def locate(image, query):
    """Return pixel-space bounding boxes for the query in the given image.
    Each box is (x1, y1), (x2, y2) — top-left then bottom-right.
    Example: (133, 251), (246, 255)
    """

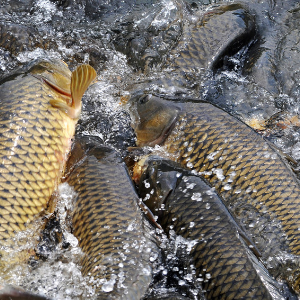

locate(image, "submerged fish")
(0, 23), (55, 58)
(0, 59), (96, 251)
(65, 136), (159, 300)
(134, 156), (284, 300)
(0, 284), (52, 300)
(127, 93), (300, 289)
(167, 3), (255, 76)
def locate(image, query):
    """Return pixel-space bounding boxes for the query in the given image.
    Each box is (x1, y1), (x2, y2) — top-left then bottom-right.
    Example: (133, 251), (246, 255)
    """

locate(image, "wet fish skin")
(136, 156), (281, 300)
(0, 59), (96, 247)
(167, 4), (256, 75)
(0, 284), (52, 300)
(66, 136), (159, 300)
(143, 292), (192, 300)
(127, 94), (300, 257)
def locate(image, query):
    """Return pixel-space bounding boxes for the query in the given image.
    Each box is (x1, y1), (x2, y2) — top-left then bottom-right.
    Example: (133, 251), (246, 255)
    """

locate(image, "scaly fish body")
(136, 157), (282, 300)
(65, 136), (159, 300)
(128, 94), (300, 257)
(0, 59), (96, 247)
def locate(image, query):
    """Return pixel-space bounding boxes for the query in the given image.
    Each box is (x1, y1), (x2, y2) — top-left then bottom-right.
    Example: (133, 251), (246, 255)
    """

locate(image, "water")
(0, 183), (96, 300)
(1, 0), (300, 299)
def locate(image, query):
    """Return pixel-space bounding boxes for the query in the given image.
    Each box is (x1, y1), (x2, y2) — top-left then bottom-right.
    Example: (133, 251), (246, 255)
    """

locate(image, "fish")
(0, 284), (52, 300)
(0, 59), (96, 256)
(123, 3), (256, 97)
(65, 135), (159, 300)
(134, 156), (286, 300)
(166, 3), (255, 76)
(0, 23), (55, 58)
(127, 93), (300, 291)
(143, 291), (192, 300)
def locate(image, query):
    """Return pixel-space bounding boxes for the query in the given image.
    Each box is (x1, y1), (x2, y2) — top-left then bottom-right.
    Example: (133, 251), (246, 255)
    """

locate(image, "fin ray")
(71, 64), (97, 119)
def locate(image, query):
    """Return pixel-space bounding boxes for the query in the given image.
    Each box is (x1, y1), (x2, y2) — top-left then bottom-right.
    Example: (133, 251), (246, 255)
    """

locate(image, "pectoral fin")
(71, 64), (97, 119)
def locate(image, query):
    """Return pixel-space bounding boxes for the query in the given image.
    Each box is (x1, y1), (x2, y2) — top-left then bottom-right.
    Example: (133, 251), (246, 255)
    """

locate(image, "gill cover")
(49, 64), (97, 119)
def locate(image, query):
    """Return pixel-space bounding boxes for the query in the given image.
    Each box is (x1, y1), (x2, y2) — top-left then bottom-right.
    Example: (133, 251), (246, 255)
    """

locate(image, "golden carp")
(127, 93), (300, 258)
(0, 59), (96, 250)
(65, 136), (159, 300)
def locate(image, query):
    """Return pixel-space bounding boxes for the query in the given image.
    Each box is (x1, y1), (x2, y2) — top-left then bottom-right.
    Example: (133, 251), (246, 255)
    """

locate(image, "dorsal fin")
(71, 64), (97, 118)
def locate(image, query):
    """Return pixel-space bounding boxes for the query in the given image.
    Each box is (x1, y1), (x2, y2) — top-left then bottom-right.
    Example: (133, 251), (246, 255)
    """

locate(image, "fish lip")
(32, 74), (72, 98)
(146, 114), (178, 147)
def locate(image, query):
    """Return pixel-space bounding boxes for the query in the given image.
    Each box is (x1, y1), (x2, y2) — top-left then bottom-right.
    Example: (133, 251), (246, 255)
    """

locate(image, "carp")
(127, 92), (300, 293)
(134, 156), (285, 300)
(65, 136), (159, 300)
(0, 59), (96, 253)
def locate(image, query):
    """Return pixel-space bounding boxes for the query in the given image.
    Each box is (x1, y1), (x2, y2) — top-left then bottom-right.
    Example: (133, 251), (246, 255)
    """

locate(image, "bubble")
(191, 192), (202, 202)
(213, 168), (225, 181)
(224, 184), (231, 190)
(207, 150), (219, 161)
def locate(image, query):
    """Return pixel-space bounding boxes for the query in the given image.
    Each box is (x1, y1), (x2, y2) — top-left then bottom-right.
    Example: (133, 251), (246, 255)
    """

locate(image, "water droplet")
(191, 192), (202, 202)
(178, 279), (185, 286)
(101, 275), (117, 292)
(224, 184), (231, 190)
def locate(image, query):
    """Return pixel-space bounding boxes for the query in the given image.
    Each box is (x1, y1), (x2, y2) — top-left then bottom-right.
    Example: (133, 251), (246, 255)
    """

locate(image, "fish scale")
(168, 4), (253, 75)
(0, 60), (96, 252)
(0, 75), (72, 244)
(158, 103), (300, 255)
(66, 139), (158, 299)
(137, 158), (279, 299)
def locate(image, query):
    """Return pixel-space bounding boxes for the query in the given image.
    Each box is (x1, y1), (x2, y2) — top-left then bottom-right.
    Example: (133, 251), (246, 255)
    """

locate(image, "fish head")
(27, 58), (96, 120)
(28, 58), (72, 96)
(127, 91), (180, 147)
(135, 155), (183, 213)
(64, 135), (122, 180)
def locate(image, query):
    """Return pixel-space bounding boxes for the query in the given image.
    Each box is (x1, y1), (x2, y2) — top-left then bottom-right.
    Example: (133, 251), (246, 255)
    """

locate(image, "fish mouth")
(147, 114), (177, 147)
(32, 74), (72, 98)
(43, 77), (71, 97)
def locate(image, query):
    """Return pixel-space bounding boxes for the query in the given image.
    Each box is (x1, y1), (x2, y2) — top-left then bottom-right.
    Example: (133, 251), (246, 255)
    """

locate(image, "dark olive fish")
(0, 23), (55, 57)
(124, 3), (256, 94)
(134, 156), (284, 300)
(167, 3), (255, 76)
(127, 93), (300, 257)
(0, 285), (52, 300)
(0, 59), (96, 256)
(65, 136), (159, 300)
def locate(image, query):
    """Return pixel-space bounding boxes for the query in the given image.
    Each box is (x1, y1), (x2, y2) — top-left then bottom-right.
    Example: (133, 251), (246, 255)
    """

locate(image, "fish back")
(164, 102), (300, 255)
(66, 137), (159, 299)
(138, 158), (281, 300)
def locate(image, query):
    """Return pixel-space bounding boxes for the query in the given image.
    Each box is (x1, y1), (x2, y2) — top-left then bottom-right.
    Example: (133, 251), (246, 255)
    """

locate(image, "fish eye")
(138, 95), (149, 104)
